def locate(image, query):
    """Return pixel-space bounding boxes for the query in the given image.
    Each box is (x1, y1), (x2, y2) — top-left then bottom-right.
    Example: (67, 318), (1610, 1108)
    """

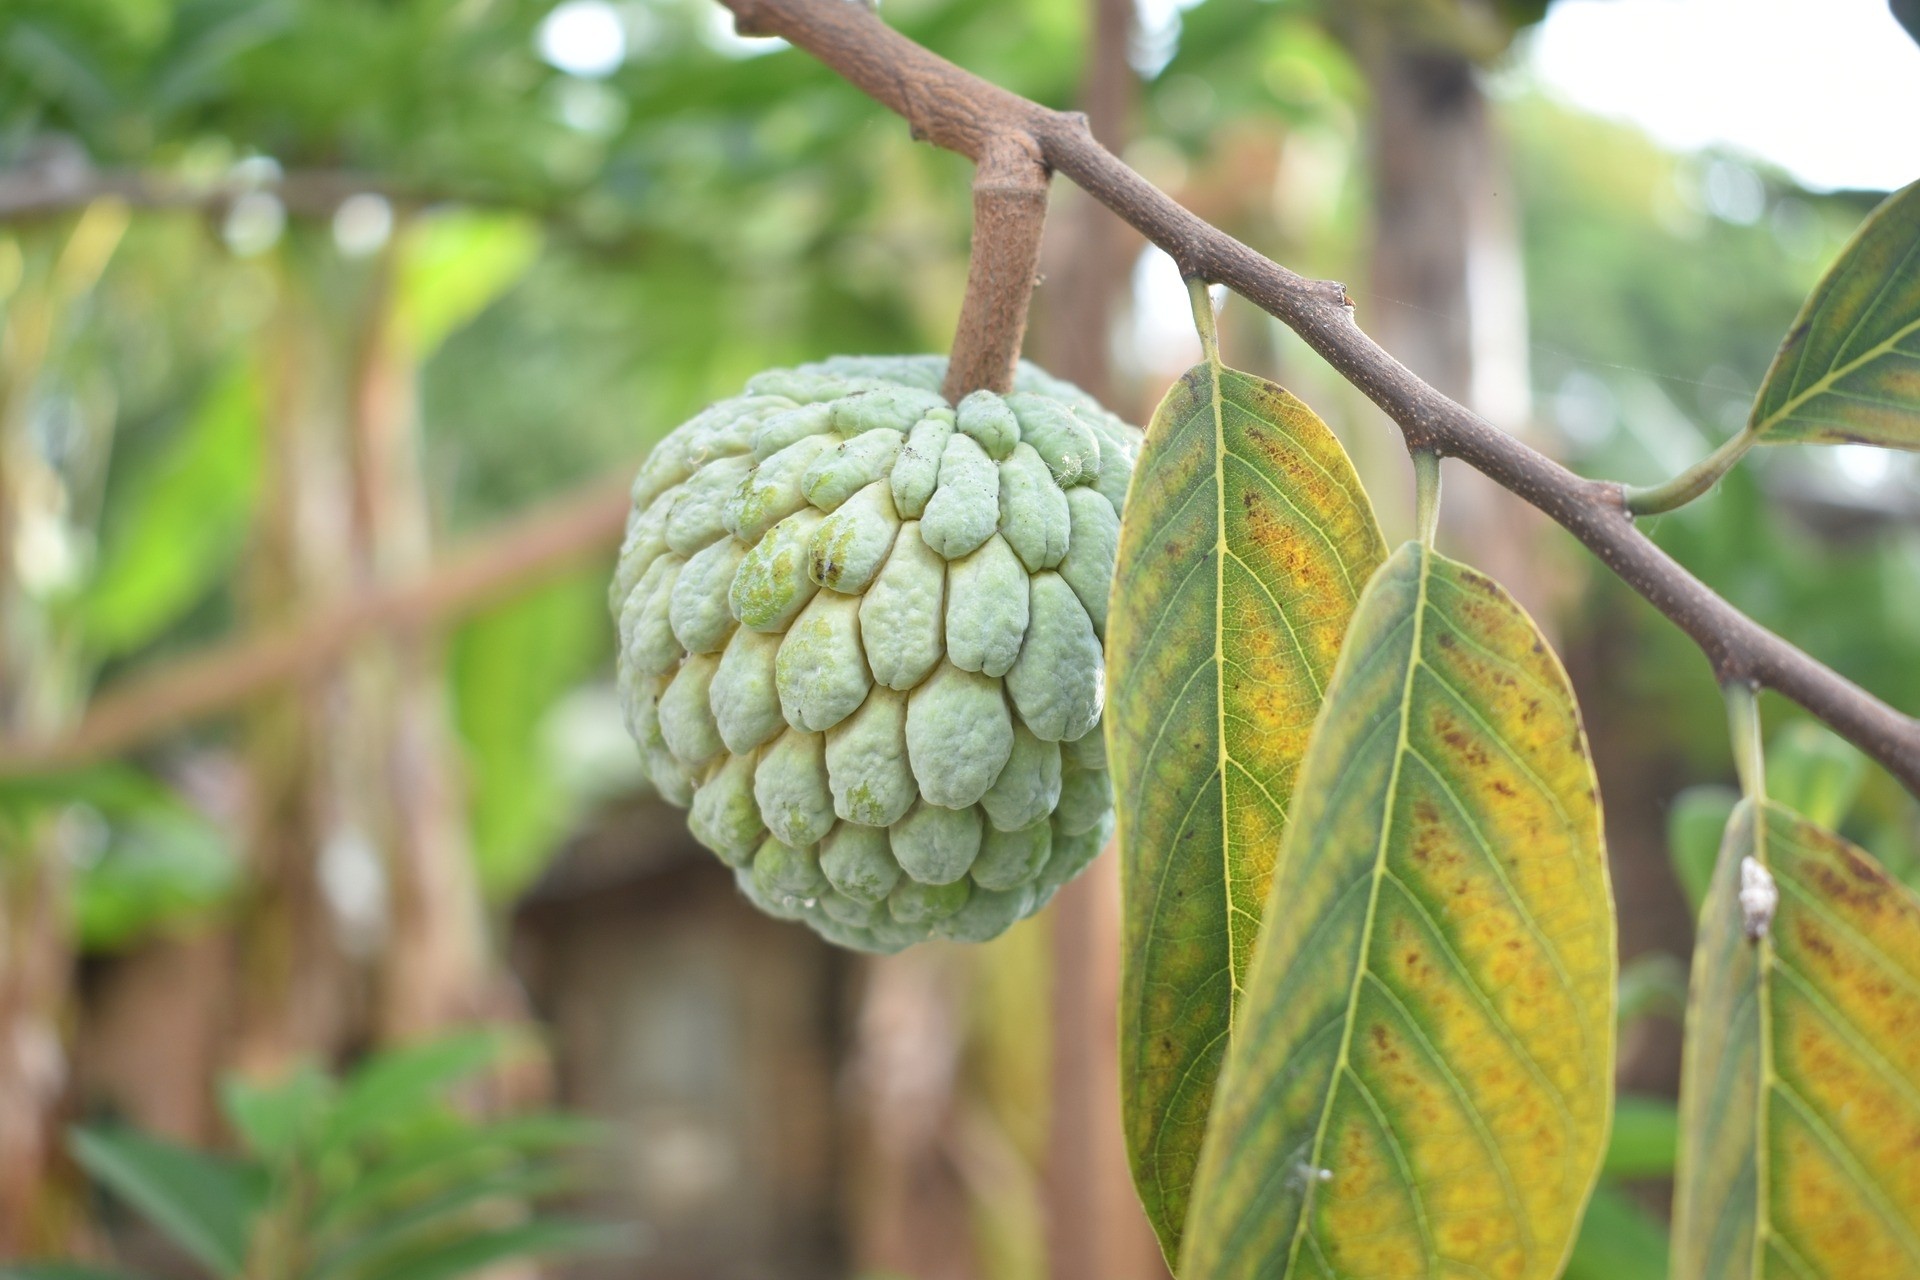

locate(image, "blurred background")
(0, 0), (1916, 1276)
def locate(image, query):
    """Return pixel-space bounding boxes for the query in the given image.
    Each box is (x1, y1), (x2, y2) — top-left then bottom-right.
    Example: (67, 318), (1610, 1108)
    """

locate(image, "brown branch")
(0, 474), (634, 774)
(943, 135), (1050, 400)
(718, 0), (1920, 796)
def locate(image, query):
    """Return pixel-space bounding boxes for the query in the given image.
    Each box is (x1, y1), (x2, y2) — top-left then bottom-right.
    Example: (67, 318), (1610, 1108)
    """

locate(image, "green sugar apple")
(612, 355), (1137, 952)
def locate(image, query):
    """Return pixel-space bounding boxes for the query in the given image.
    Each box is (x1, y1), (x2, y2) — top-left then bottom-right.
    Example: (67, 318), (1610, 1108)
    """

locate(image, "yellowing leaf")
(1673, 799), (1920, 1280)
(1108, 363), (1387, 1261)
(1750, 180), (1920, 449)
(1181, 543), (1615, 1280)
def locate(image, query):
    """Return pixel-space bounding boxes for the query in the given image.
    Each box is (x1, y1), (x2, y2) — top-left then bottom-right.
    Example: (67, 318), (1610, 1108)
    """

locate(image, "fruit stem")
(942, 135), (1050, 402)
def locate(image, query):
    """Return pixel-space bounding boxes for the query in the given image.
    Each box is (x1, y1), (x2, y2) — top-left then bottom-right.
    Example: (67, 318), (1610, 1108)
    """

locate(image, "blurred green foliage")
(2, 1030), (618, 1279)
(82, 362), (259, 661)
(0, 765), (236, 949)
(0, 0), (1140, 934)
(1, 0), (1910, 948)
(449, 568), (610, 899)
(0, 0), (1911, 1274)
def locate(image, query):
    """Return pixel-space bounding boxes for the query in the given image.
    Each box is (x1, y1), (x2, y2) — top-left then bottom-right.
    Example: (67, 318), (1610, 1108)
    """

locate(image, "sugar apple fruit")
(612, 355), (1137, 952)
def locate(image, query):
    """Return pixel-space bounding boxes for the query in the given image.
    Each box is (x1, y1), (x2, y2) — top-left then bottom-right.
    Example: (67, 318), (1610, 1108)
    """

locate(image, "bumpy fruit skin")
(613, 355), (1135, 952)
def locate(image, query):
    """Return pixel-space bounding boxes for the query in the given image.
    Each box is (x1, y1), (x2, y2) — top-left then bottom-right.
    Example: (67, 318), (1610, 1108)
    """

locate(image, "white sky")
(1525, 0), (1920, 192)
(538, 0), (627, 78)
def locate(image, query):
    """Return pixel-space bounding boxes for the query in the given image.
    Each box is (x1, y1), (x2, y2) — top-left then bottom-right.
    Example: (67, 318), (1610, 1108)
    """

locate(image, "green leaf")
(1673, 799), (1920, 1278)
(148, 0), (295, 114)
(310, 1166), (580, 1280)
(1107, 362), (1388, 1260)
(68, 1126), (264, 1278)
(220, 1062), (333, 1163)
(1765, 721), (1867, 829)
(1749, 180), (1920, 449)
(359, 1221), (630, 1280)
(82, 362), (260, 660)
(3, 22), (120, 121)
(1561, 1183), (1669, 1280)
(312, 1114), (603, 1235)
(319, 1032), (508, 1154)
(1179, 543), (1615, 1280)
(1605, 1095), (1679, 1179)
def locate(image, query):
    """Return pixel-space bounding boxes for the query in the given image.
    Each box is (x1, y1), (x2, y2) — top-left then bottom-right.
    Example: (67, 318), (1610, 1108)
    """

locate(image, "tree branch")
(943, 135), (1050, 400)
(716, 0), (1920, 797)
(0, 475), (633, 774)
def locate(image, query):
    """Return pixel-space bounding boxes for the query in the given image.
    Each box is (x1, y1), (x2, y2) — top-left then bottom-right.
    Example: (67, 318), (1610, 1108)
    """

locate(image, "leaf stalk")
(1624, 427), (1758, 516)
(1186, 277), (1221, 368)
(1413, 449), (1441, 548)
(1725, 680), (1767, 802)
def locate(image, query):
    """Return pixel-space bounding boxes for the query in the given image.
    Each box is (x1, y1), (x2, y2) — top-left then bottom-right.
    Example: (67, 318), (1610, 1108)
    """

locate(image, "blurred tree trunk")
(0, 210), (124, 1251)
(0, 852), (71, 1250)
(343, 230), (491, 1042)
(1033, 2), (1169, 1279)
(845, 949), (979, 1280)
(231, 244), (365, 1074)
(1354, 18), (1566, 621)
(231, 229), (497, 1075)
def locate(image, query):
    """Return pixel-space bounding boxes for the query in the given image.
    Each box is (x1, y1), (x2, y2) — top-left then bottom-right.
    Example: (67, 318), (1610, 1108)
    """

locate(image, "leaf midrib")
(1281, 546), (1436, 1278)
(1755, 312), (1920, 437)
(1212, 358), (1240, 1005)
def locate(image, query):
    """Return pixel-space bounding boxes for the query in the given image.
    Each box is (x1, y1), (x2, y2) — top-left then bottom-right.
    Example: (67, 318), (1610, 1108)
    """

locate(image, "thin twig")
(943, 135), (1050, 400)
(716, 0), (1920, 796)
(0, 474), (633, 773)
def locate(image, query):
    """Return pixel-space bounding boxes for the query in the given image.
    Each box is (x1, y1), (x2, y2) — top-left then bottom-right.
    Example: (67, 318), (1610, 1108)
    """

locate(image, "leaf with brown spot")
(1108, 362), (1387, 1262)
(1750, 180), (1920, 450)
(1180, 542), (1615, 1280)
(1673, 799), (1920, 1279)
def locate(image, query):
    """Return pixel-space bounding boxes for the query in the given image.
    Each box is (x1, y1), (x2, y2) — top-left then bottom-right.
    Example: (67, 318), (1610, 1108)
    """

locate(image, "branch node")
(1712, 651), (1756, 687)
(728, 0), (771, 35)
(942, 134), (1050, 402)
(1307, 277), (1352, 309)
